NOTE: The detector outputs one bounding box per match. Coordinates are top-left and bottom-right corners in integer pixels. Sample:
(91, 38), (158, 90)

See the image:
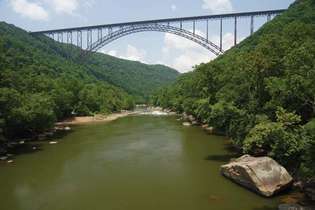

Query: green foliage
(0, 21), (177, 139)
(87, 55), (179, 102)
(152, 0), (315, 176)
(302, 119), (315, 176)
(5, 93), (56, 138)
(243, 108), (308, 167)
(208, 102), (244, 134)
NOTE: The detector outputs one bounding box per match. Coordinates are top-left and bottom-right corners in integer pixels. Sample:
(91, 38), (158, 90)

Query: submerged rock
(0, 156), (8, 161)
(221, 155), (293, 197)
(182, 122), (191, 126)
(204, 126), (215, 134)
(278, 204), (315, 210)
(304, 179), (315, 202)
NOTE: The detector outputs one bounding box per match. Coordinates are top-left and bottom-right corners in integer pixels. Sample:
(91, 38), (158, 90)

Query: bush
(5, 93), (56, 138)
(208, 102), (244, 135)
(243, 108), (308, 168)
(301, 119), (315, 177)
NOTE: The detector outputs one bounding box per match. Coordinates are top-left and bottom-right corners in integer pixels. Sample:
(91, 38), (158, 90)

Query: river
(0, 115), (279, 210)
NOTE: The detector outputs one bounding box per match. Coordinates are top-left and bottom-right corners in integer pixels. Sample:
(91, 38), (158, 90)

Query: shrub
(243, 108), (308, 168)
(208, 102), (244, 135)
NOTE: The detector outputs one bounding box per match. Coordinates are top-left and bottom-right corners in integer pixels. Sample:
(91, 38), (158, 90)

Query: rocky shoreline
(176, 111), (315, 208)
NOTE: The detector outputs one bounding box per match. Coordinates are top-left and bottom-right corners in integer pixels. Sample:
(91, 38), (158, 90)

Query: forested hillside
(153, 0), (315, 179)
(0, 22), (178, 141)
(87, 54), (179, 101)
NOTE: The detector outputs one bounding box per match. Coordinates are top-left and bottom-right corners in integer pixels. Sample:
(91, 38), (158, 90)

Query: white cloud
(9, 0), (49, 21)
(211, 32), (238, 50)
(162, 32), (214, 72)
(101, 45), (147, 63)
(121, 45), (147, 62)
(171, 4), (177, 12)
(202, 0), (233, 13)
(162, 31), (239, 72)
(173, 51), (213, 73)
(50, 0), (79, 15)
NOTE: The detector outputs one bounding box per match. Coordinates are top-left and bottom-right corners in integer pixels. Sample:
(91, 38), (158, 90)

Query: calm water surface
(0, 115), (279, 210)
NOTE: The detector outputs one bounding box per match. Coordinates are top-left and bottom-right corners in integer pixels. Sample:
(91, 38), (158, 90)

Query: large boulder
(221, 155), (293, 197)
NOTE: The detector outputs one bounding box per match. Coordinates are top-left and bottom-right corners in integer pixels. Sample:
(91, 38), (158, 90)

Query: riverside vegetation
(0, 0), (315, 206)
(0, 22), (179, 149)
(152, 0), (315, 197)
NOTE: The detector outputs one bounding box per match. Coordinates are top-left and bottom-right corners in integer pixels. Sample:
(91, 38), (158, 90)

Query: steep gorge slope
(0, 21), (178, 140)
(153, 0), (315, 179)
(0, 22), (179, 102)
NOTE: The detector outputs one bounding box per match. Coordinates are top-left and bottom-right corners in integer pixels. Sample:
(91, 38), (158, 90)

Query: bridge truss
(31, 9), (286, 57)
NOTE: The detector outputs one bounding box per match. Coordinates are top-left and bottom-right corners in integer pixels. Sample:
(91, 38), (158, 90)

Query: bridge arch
(83, 24), (223, 57)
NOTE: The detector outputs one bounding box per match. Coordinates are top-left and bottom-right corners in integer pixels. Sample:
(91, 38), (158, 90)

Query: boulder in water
(0, 156), (8, 161)
(204, 126), (215, 134)
(221, 155), (293, 197)
(304, 179), (315, 202)
(182, 122), (191, 126)
(278, 204), (315, 210)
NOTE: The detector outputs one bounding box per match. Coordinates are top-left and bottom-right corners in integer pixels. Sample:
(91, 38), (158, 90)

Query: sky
(0, 0), (295, 72)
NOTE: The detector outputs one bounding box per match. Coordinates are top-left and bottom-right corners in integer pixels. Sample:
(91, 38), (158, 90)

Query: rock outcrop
(221, 155), (293, 197)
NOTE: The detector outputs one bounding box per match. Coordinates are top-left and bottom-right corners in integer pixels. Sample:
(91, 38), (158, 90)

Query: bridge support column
(234, 16), (237, 46)
(267, 14), (271, 22)
(87, 29), (92, 49)
(108, 27), (112, 36)
(98, 28), (103, 42)
(206, 20), (209, 41)
(67, 32), (72, 44)
(250, 16), (254, 35)
(220, 18), (223, 51)
(193, 20), (195, 35)
(77, 31), (82, 48)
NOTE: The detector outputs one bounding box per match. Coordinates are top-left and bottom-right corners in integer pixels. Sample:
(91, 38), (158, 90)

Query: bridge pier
(206, 20), (209, 41)
(220, 18), (223, 51)
(250, 16), (254, 35)
(77, 31), (82, 48)
(234, 17), (237, 46)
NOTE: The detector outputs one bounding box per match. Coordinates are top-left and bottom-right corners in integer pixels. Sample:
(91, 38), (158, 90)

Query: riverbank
(55, 106), (176, 126)
(56, 111), (135, 126)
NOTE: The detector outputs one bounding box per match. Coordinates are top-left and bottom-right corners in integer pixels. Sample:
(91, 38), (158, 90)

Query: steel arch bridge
(31, 9), (286, 58)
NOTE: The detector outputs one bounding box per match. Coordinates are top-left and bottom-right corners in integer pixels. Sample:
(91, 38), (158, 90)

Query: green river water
(0, 115), (280, 210)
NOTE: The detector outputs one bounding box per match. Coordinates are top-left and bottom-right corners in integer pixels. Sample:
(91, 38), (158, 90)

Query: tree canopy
(152, 0), (315, 178)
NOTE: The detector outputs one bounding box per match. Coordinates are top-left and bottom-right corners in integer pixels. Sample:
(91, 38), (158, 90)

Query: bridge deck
(31, 9), (286, 34)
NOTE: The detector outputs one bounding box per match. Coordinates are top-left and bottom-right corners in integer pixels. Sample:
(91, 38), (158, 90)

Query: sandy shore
(56, 111), (134, 126)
